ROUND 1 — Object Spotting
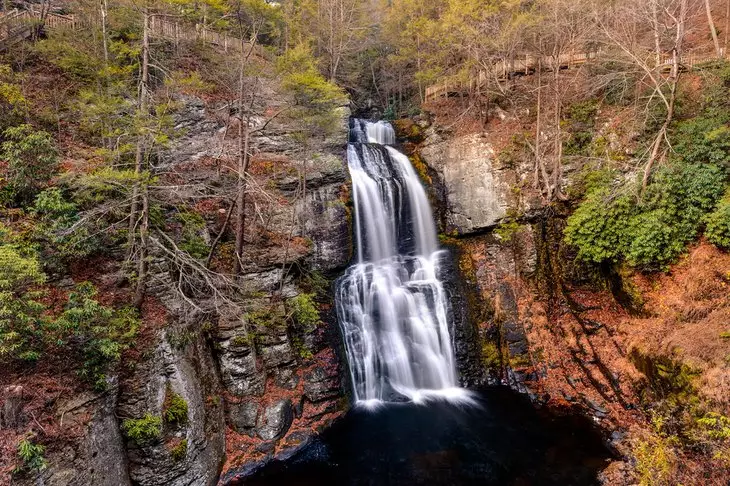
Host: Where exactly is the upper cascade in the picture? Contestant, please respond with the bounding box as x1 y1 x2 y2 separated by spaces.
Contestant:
349 119 396 145
336 119 470 407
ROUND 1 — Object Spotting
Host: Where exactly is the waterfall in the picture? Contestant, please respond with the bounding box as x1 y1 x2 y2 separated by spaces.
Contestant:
336 119 470 407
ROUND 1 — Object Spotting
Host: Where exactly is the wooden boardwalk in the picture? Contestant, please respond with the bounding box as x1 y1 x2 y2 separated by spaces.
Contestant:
0 8 76 50
425 48 729 102
0 7 267 58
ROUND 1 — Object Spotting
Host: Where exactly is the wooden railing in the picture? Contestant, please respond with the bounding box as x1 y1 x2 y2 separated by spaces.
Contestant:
425 48 729 102
425 50 600 102
0 8 268 59
659 48 729 69
0 8 77 49
149 16 270 59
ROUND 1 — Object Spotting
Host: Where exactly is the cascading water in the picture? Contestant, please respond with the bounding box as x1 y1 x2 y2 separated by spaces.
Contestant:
336 119 470 407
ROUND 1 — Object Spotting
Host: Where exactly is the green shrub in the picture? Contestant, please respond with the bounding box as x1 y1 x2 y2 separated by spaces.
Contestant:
0 64 25 131
706 196 730 249
0 125 58 206
276 44 346 137
163 388 189 425
695 412 730 441
564 100 598 157
287 293 320 329
0 243 47 361
673 118 730 166
53 282 139 390
564 185 634 264
177 211 208 260
481 342 501 368
633 434 676 486
15 438 47 474
494 219 521 243
123 414 162 446
292 336 314 360
31 188 100 266
565 161 728 270
35 38 103 83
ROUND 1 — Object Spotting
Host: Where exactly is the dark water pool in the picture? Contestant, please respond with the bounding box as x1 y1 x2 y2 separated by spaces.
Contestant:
242 387 612 486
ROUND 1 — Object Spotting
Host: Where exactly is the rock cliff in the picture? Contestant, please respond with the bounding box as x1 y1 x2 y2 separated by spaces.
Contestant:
404 113 730 484
2 88 352 485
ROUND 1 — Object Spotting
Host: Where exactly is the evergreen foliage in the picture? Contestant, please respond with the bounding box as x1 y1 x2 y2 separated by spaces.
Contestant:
705 195 730 250
288 293 320 329
0 125 58 206
277 44 347 137
0 242 47 361
566 66 730 269
15 439 47 474
53 282 139 390
163 387 189 425
123 414 163 446
565 162 727 270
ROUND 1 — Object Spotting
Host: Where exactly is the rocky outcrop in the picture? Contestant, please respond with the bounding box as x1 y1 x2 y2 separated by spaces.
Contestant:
117 308 225 486
420 132 517 234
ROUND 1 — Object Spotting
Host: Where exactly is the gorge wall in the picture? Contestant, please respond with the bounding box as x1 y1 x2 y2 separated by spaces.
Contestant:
399 113 730 484
2 90 353 485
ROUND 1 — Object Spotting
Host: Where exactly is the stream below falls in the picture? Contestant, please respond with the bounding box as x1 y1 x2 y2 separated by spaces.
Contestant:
243 387 612 486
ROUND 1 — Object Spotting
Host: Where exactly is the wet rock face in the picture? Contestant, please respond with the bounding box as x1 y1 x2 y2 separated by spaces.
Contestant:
298 170 351 272
228 401 259 436
420 133 517 234
303 366 341 402
116 302 226 486
256 400 294 441
437 250 494 388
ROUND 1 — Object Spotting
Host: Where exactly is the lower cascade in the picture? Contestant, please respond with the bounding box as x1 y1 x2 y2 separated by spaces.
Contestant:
336 119 468 406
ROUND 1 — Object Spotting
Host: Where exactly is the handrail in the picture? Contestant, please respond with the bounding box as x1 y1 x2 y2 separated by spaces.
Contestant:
425 48 729 102
149 15 271 60
0 8 269 60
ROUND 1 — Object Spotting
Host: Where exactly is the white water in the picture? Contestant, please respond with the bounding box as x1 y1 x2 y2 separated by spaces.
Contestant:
336 119 470 407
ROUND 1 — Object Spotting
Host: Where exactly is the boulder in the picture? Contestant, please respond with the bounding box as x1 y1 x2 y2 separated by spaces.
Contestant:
256 399 294 441
228 401 259 435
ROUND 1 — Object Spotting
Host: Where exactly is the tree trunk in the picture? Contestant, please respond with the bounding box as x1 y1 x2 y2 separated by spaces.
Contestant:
652 0 662 66
100 0 109 64
233 37 246 277
724 0 730 54
643 0 686 194
552 74 564 200
534 59 551 200
131 8 150 307
705 0 722 57
99 0 110 149
134 181 149 308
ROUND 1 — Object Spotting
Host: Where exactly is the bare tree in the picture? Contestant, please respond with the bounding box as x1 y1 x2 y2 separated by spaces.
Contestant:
231 1 268 277
132 6 151 308
597 0 693 194
705 0 722 56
